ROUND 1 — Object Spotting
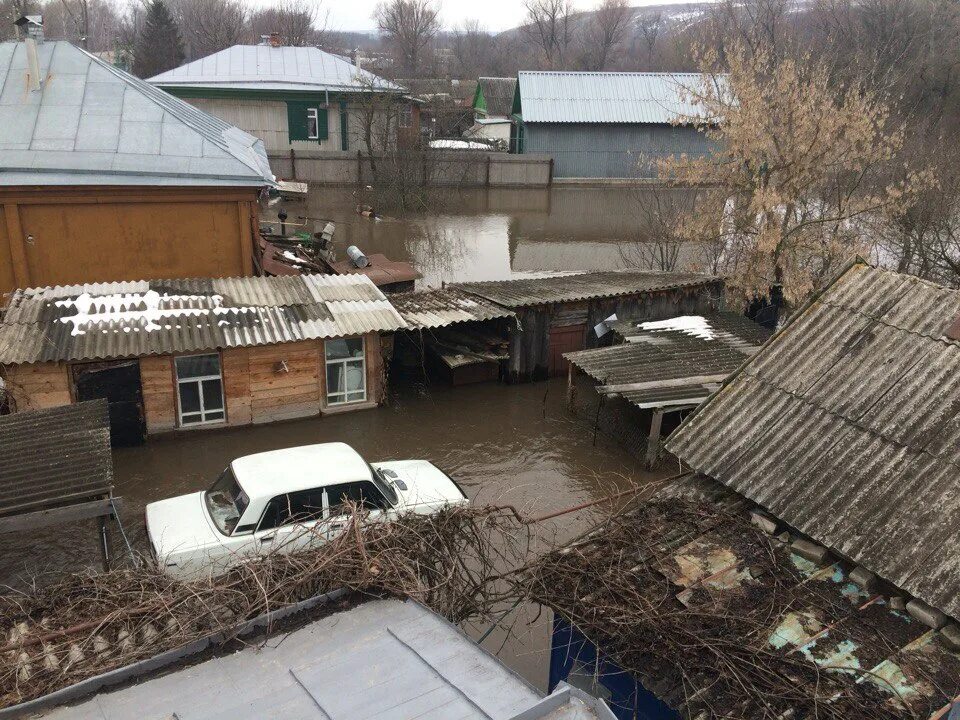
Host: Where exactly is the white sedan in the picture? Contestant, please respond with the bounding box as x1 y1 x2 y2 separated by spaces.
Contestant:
145 442 468 581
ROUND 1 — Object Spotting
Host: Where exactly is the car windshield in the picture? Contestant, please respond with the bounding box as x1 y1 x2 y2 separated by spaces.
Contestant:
368 465 398 506
204 467 249 535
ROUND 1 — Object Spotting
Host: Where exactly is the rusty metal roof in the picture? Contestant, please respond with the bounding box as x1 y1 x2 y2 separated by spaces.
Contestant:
0 274 407 364
565 313 768 409
390 287 516 330
666 262 960 621
0 400 113 516
455 271 720 309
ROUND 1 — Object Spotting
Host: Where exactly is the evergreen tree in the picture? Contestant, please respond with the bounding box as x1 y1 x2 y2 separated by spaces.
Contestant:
132 0 184 78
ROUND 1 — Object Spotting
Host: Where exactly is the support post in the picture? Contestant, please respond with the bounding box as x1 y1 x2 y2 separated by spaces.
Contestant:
646 409 664 469
98 514 112 572
289 148 297 180
566 362 575 408
4 203 31 288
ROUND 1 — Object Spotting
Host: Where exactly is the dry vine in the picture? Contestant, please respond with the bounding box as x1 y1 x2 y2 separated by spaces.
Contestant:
0 504 529 708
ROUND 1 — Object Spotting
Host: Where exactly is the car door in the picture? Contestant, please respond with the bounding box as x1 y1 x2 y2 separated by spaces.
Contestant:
323 481 391 540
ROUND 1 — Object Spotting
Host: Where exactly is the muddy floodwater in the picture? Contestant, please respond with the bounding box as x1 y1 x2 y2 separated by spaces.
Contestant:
2 186 685 691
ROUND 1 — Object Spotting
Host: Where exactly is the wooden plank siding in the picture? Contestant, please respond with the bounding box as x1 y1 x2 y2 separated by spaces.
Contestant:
140 356 176 434
2 362 72 412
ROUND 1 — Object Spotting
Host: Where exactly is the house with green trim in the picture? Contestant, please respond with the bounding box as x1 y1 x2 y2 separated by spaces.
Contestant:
149 43 416 156
467 77 514 144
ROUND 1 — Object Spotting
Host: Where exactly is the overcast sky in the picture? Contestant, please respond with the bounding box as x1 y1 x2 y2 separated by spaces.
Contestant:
319 0 706 34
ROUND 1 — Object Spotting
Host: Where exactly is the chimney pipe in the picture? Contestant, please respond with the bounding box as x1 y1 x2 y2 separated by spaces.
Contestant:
269 32 281 48
25 37 41 92
354 49 362 72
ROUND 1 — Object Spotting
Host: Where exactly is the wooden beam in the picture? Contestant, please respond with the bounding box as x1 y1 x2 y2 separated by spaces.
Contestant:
0 497 122 534
646 409 664 469
3 202 30 288
599 374 730 395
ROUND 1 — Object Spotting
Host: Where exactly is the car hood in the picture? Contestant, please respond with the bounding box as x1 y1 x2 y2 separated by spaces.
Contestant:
374 460 467 509
145 491 223 560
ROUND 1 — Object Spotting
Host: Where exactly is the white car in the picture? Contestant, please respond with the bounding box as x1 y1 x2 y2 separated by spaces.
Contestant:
145 442 468 581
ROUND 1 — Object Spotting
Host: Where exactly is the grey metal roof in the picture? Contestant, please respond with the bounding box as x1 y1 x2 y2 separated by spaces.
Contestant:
666 262 960 620
516 71 723 124
455 270 720 309
149 44 404 94
0 400 112 516
390 287 515 329
477 76 516 117
565 313 766 409
38 598 611 720
0 274 407 364
0 41 274 187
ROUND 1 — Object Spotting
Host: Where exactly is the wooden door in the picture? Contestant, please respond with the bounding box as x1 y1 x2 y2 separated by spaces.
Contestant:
73 361 146 446
548 324 586 377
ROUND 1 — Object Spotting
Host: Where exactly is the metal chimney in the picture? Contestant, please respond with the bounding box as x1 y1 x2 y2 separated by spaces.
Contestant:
14 15 43 42
15 16 44 92
269 32 281 47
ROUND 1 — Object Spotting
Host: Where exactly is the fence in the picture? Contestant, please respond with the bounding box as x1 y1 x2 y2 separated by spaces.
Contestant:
267 149 553 188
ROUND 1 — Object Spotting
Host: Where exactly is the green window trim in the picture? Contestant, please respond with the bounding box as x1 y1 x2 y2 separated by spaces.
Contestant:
287 101 328 143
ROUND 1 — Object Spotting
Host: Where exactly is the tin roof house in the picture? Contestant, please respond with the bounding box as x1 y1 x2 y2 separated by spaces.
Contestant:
509 71 718 180
0 32 275 297
149 40 416 157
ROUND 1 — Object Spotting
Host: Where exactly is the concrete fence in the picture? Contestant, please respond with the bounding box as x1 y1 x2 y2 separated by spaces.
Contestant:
267 149 553 188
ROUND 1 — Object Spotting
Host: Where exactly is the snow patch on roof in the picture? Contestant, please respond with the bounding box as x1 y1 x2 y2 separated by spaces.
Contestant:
639 315 716 340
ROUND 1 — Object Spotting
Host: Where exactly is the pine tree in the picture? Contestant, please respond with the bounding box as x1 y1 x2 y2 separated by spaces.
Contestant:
132 0 185 78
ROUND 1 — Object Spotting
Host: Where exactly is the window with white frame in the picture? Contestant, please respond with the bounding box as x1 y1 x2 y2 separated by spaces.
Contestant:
175 354 225 425
325 337 366 405
306 107 320 139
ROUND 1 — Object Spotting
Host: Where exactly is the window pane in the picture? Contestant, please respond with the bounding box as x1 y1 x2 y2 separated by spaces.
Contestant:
176 354 220 379
307 110 318 138
288 489 326 523
205 410 225 421
179 382 201 413
181 413 201 425
327 363 344 398
326 337 364 360
345 360 365 392
346 390 365 402
202 379 224 410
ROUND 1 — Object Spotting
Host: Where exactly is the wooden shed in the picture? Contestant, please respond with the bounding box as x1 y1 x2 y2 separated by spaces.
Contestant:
0 275 406 445
456 271 726 382
0 39 275 297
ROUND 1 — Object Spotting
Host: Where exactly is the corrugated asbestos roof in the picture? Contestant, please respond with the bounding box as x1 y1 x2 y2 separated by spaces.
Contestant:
0 41 274 187
666 262 960 620
390 287 515 329
0 400 112 516
516 71 723 124
38 598 612 720
0 274 406 364
455 270 719 309
477 76 516 117
565 313 767 409
149 45 404 94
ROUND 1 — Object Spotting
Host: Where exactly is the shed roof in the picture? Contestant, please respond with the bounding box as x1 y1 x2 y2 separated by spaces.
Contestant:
149 44 404 94
455 270 719 309
475 76 516 117
38 598 612 720
0 274 407 364
0 41 274 187
565 313 769 409
390 287 516 329
666 261 960 620
0 400 112 517
516 71 721 124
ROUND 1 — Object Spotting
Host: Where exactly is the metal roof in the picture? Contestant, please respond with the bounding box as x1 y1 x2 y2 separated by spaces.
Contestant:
0 41 273 188
516 71 723 124
149 44 404 94
0 400 112 516
455 270 720 309
38 598 612 720
0 274 407 364
666 262 960 620
565 313 767 409
390 287 516 329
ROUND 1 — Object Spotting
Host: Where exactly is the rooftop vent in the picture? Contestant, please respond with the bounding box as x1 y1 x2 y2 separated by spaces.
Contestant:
14 15 43 42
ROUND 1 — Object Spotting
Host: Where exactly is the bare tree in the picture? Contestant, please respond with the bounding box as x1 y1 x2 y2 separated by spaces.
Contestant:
374 0 440 78
521 0 573 69
450 19 497 79
171 0 246 58
577 0 631 70
248 0 326 47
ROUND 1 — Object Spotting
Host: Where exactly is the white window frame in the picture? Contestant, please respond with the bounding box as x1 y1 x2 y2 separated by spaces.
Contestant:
325 337 367 406
306 107 320 140
175 353 226 426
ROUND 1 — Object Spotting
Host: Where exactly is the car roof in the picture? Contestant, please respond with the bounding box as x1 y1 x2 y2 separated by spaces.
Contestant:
230 443 372 498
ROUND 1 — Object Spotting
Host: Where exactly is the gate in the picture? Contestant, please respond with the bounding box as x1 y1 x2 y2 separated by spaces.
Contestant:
72 361 146 447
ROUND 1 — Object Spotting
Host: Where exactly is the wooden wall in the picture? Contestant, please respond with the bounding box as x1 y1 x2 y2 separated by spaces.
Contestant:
3 363 71 412
0 187 259 298
140 356 176 434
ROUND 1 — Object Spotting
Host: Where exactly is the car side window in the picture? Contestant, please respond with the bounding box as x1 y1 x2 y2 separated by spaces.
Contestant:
287 488 326 524
326 481 389 515
257 495 289 532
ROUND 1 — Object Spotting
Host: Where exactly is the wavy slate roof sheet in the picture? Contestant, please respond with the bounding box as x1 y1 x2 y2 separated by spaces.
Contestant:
0 41 274 187
0 274 406 364
389 287 515 329
455 270 720 309
666 262 960 620
0 400 112 516
149 45 404 94
516 71 724 124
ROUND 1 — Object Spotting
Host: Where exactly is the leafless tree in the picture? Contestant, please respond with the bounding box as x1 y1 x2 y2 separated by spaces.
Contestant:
521 0 573 69
374 0 441 78
248 0 326 47
171 0 246 58
450 19 497 79
577 0 631 70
